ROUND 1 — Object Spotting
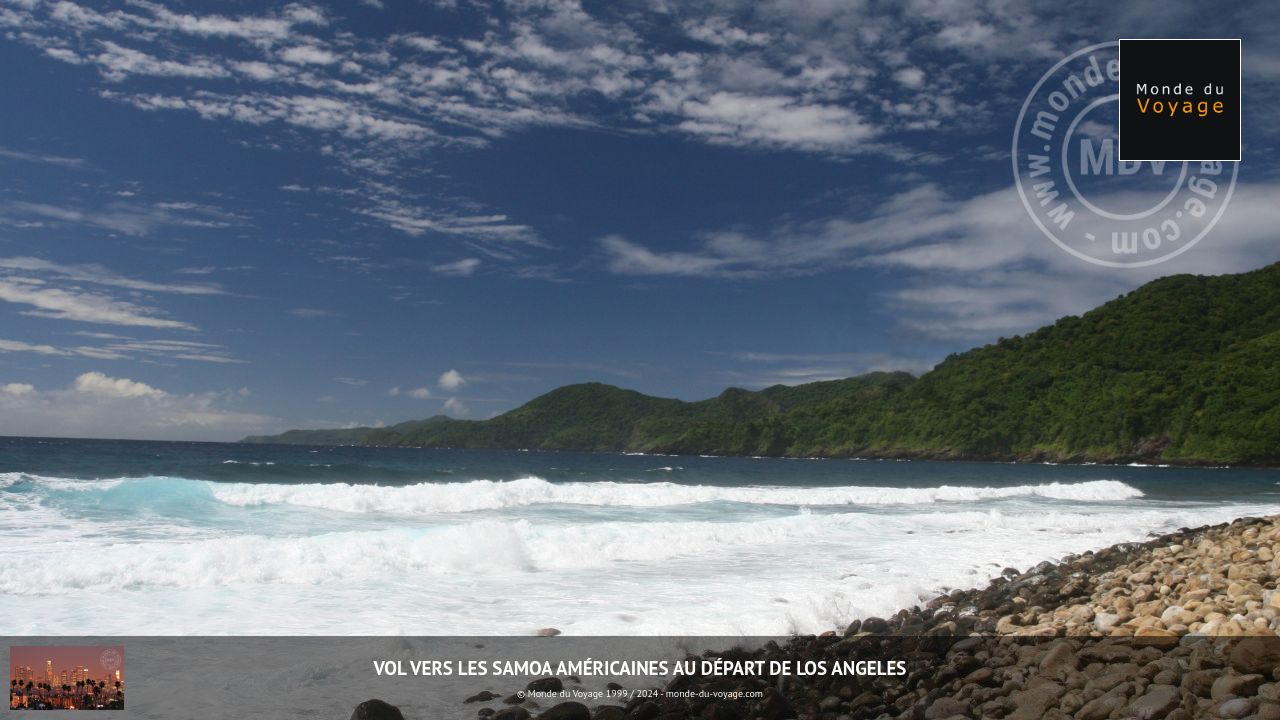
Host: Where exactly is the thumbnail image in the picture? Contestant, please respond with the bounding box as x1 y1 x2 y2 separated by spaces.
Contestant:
9 646 124 711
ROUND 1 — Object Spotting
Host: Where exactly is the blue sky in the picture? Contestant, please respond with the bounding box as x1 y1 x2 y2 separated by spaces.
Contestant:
0 0 1278 440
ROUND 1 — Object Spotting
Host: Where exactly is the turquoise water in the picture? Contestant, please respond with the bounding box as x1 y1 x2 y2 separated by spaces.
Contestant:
3 436 1279 635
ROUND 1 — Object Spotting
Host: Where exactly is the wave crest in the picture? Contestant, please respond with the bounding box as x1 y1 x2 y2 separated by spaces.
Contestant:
208 477 1143 514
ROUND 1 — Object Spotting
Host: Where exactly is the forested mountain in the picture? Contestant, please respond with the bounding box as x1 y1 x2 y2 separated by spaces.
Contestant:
244 263 1280 465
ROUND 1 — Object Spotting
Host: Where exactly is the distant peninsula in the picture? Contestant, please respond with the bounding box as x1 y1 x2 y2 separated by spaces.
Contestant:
244 263 1280 466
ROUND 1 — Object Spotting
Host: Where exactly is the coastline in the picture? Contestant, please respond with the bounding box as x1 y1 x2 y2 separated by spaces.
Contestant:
425 515 1280 720
234 437 1280 470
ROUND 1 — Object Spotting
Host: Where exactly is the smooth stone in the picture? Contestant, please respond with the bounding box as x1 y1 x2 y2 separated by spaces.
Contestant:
924 696 969 719
350 699 405 720
1127 684 1180 720
1218 698 1255 718
1212 673 1264 701
536 702 591 720
1230 637 1280 674
526 678 564 693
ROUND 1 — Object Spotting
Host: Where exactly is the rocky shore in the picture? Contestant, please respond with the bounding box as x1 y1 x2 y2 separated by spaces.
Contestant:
353 516 1280 720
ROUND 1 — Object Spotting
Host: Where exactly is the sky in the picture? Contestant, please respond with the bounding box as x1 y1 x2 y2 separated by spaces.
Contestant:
10 645 124 679
0 0 1278 441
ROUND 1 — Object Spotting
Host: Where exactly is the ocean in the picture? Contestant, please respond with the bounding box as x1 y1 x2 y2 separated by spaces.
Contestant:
3 436 1280 636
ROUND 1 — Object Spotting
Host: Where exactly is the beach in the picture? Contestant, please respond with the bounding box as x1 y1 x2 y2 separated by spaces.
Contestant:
5 438 1280 636
417 515 1280 720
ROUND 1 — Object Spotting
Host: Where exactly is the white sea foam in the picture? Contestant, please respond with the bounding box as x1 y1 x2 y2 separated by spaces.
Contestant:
0 503 1234 596
2 468 1272 637
207 477 1144 514
0 471 124 491
4 501 1280 637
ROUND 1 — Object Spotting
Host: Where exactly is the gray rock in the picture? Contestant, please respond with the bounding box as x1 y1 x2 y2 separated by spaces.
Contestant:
1075 694 1125 720
350 699 405 720
1180 669 1217 698
1038 641 1078 678
1085 663 1139 693
527 677 564 693
924 696 970 719
1127 684 1180 720
1217 697 1255 719
536 702 590 720
860 617 889 633
1006 682 1062 720
1093 612 1122 633
1211 673 1264 701
1230 637 1280 675
628 701 660 720
963 667 995 685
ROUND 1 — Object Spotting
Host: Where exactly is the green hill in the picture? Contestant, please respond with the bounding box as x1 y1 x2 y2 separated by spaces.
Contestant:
244 263 1280 465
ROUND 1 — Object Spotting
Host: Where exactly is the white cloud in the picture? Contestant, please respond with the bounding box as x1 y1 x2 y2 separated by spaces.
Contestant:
442 396 468 416
0 201 240 237
72 371 165 398
0 257 218 331
0 257 223 295
0 373 277 440
389 385 431 399
0 279 194 330
280 45 338 65
93 40 230 81
656 91 880 154
432 258 480 276
97 339 242 364
438 369 466 390
0 338 70 356
600 178 1280 340
0 333 237 364
0 146 87 168
287 307 335 318
892 67 925 88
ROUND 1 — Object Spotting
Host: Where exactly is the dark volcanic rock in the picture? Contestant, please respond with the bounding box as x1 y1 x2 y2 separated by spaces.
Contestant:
860 617 889 633
350 699 405 720
627 700 660 720
1127 684 1181 720
536 701 590 720
467 691 501 703
1230 637 1280 675
527 677 565 693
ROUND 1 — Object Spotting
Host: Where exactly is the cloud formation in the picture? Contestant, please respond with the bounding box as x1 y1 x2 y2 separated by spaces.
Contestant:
0 372 276 440
438 369 466 390
0 256 219 330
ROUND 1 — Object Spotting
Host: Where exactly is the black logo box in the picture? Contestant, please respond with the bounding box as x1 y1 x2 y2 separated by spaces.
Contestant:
1119 39 1241 162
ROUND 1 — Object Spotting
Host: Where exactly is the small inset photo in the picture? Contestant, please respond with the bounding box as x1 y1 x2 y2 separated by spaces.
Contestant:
9 646 124 711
